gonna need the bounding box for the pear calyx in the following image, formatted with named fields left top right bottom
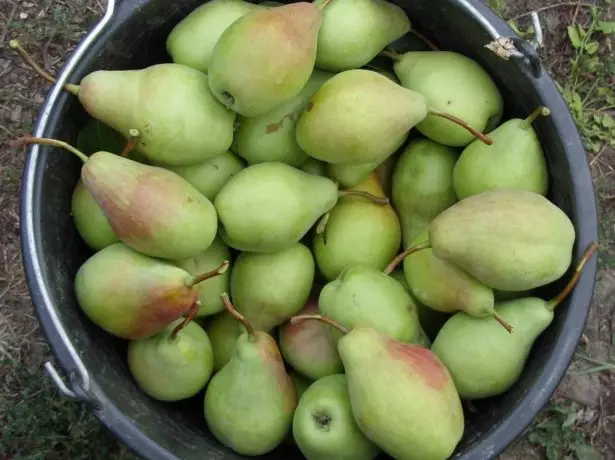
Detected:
left=546, top=241, right=599, bottom=311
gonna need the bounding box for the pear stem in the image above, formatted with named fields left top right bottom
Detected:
left=546, top=241, right=599, bottom=311
left=120, top=129, right=141, bottom=157
left=221, top=292, right=257, bottom=339
left=492, top=312, right=514, bottom=333
left=10, top=39, right=80, bottom=96
left=185, top=260, right=229, bottom=289
left=379, top=48, right=401, bottom=61
left=338, top=190, right=390, bottom=205
left=15, top=136, right=89, bottom=163
left=290, top=314, right=349, bottom=335
left=428, top=110, right=494, bottom=145
left=170, top=302, right=199, bottom=340
left=522, top=106, right=551, bottom=129
left=409, top=29, right=440, bottom=52
left=384, top=242, right=431, bottom=275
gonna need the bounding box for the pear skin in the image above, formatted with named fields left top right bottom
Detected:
left=339, top=326, right=464, bottom=460
left=230, top=243, right=315, bottom=331
left=279, top=296, right=343, bottom=380
left=204, top=296, right=297, bottom=455
left=393, top=51, right=503, bottom=146
left=169, top=151, right=244, bottom=201
left=174, top=237, right=231, bottom=317
left=82, top=152, right=218, bottom=260
left=315, top=0, right=410, bottom=71
left=288, top=369, right=312, bottom=400
left=296, top=69, right=427, bottom=165
left=233, top=70, right=333, bottom=167
left=71, top=179, right=119, bottom=251
left=127, top=318, right=214, bottom=401
left=166, top=0, right=262, bottom=73
left=205, top=311, right=243, bottom=371
left=392, top=138, right=458, bottom=247
left=78, top=64, right=235, bottom=166
left=293, top=374, right=380, bottom=460
left=403, top=229, right=495, bottom=317
left=314, top=173, right=401, bottom=280
left=327, top=156, right=387, bottom=188
left=429, top=189, right=576, bottom=291
left=75, top=243, right=199, bottom=339
left=214, top=162, right=339, bottom=252
left=300, top=158, right=328, bottom=177
left=208, top=3, right=322, bottom=117
left=319, top=265, right=420, bottom=343
left=453, top=106, right=550, bottom=199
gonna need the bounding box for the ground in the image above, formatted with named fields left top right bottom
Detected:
left=0, top=0, right=613, bottom=459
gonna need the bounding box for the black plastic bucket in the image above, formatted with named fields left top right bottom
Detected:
left=20, top=0, right=599, bottom=458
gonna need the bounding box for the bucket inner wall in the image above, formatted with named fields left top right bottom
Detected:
left=25, top=0, right=596, bottom=459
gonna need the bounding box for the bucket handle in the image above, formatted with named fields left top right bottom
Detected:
left=37, top=0, right=117, bottom=408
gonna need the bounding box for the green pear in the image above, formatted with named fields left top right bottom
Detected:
left=208, top=3, right=323, bottom=117
left=293, top=374, right=380, bottom=460
left=314, top=173, right=401, bottom=280
left=127, top=317, right=214, bottom=401
left=74, top=243, right=228, bottom=339
left=392, top=138, right=458, bottom=246
left=389, top=269, right=450, bottom=341
left=402, top=229, right=511, bottom=331
left=319, top=265, right=420, bottom=343
left=205, top=311, right=242, bottom=371
left=214, top=162, right=338, bottom=252
left=314, top=0, right=410, bottom=72
left=432, top=242, right=598, bottom=399
left=453, top=106, right=551, bottom=199
left=204, top=294, right=297, bottom=455
left=71, top=179, right=119, bottom=251
left=166, top=0, right=262, bottom=73
left=326, top=155, right=387, bottom=188
left=168, top=151, right=244, bottom=201
left=392, top=51, right=503, bottom=146
left=427, top=189, right=576, bottom=291
left=301, top=158, right=328, bottom=176
left=230, top=243, right=315, bottom=331
left=279, top=295, right=343, bottom=380
left=174, top=237, right=232, bottom=317
left=66, top=63, right=236, bottom=166
left=233, top=70, right=333, bottom=167
left=290, top=317, right=464, bottom=460
left=296, top=69, right=425, bottom=164
left=289, top=369, right=312, bottom=400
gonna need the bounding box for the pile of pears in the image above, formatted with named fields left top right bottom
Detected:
left=14, top=0, right=599, bottom=458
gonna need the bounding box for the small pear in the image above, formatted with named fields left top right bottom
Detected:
left=169, top=151, right=244, bottom=201
left=166, top=0, right=262, bottom=73
left=314, top=173, right=401, bottom=280
left=279, top=294, right=343, bottom=380
left=21, top=137, right=219, bottom=260
left=214, top=162, right=338, bottom=252
left=453, top=106, right=551, bottom=199
left=432, top=243, right=598, bottom=399
left=402, top=229, right=511, bottom=331
left=392, top=138, right=458, bottom=246
left=319, top=265, right=420, bottom=343
left=127, top=316, right=214, bottom=401
left=74, top=243, right=228, bottom=339
left=204, top=311, right=242, bottom=371
left=314, top=0, right=410, bottom=71
left=290, top=316, right=464, bottom=460
left=174, top=237, right=232, bottom=317
left=204, top=294, right=297, bottom=455
left=293, top=374, right=380, bottom=460
left=208, top=3, right=323, bottom=117
left=71, top=179, right=119, bottom=251
left=233, top=70, right=333, bottom=167
left=230, top=243, right=315, bottom=331
left=392, top=51, right=503, bottom=146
